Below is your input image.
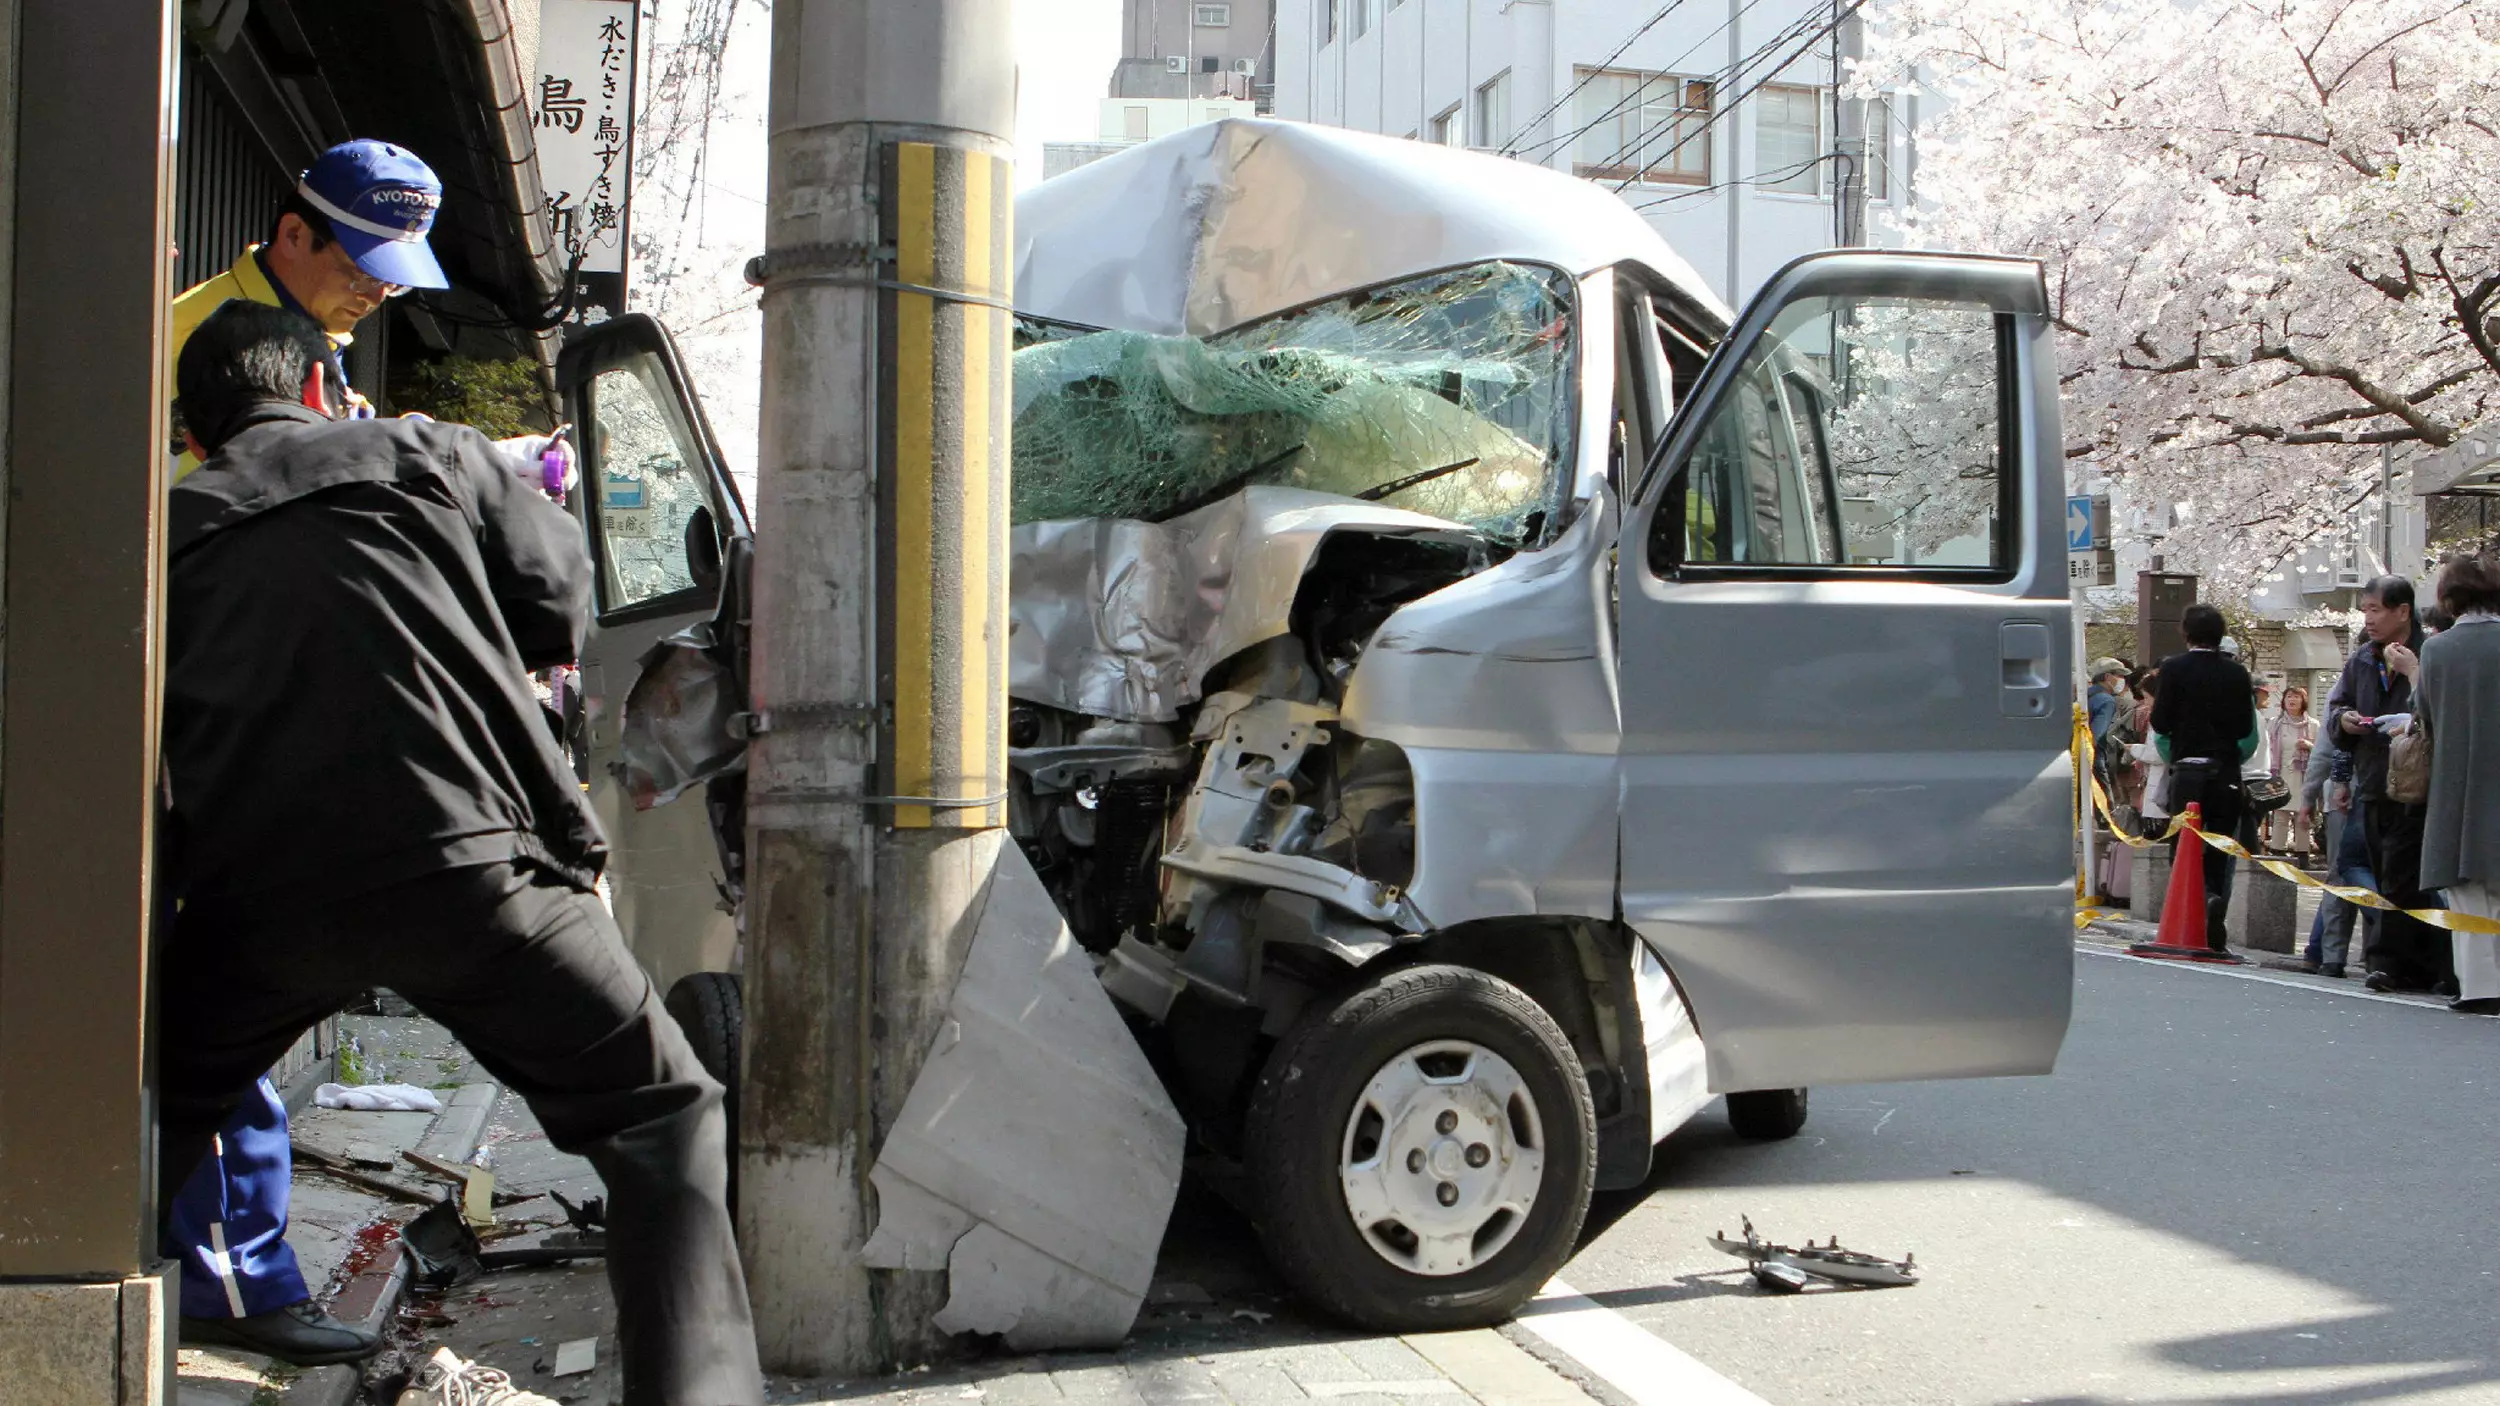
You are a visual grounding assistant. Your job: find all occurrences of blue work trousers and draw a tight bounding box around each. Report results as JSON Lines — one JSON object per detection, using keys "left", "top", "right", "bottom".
{"left": 164, "top": 1077, "right": 307, "bottom": 1319}
{"left": 2304, "top": 808, "right": 2378, "bottom": 970}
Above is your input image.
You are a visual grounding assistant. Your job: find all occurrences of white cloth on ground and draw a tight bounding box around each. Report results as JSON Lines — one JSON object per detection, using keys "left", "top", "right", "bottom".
{"left": 313, "top": 1081, "right": 443, "bottom": 1113}
{"left": 2450, "top": 882, "right": 2500, "bottom": 1002}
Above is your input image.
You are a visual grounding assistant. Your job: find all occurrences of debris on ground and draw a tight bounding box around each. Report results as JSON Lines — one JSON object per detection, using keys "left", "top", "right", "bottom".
{"left": 1708, "top": 1216, "right": 1920, "bottom": 1290}
{"left": 551, "top": 1337, "right": 598, "bottom": 1377}
{"left": 316, "top": 1080, "right": 445, "bottom": 1112}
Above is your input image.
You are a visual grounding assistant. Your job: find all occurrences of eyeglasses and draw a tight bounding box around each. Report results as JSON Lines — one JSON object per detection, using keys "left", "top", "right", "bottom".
{"left": 331, "top": 242, "right": 409, "bottom": 299}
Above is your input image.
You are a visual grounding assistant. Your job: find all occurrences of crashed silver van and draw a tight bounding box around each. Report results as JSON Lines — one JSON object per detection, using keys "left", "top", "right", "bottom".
{"left": 561, "top": 119, "right": 2076, "bottom": 1337}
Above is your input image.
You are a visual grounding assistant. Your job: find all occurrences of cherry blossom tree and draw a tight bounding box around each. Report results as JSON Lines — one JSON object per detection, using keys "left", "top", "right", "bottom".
{"left": 1857, "top": 0, "right": 2500, "bottom": 590}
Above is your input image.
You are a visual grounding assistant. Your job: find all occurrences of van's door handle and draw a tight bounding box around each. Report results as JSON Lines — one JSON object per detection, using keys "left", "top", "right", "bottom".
{"left": 2000, "top": 621, "right": 2052, "bottom": 718}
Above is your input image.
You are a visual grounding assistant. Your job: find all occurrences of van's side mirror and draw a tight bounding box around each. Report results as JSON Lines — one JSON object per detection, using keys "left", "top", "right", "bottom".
{"left": 686, "top": 504, "right": 722, "bottom": 596}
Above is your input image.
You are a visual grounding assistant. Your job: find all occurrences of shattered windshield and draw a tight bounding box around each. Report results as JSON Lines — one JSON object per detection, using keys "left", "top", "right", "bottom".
{"left": 1011, "top": 262, "right": 1577, "bottom": 543}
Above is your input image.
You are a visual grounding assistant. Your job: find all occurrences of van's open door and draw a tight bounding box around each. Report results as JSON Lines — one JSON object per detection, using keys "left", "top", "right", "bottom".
{"left": 556, "top": 313, "right": 753, "bottom": 998}
{"left": 1616, "top": 251, "right": 2074, "bottom": 1093}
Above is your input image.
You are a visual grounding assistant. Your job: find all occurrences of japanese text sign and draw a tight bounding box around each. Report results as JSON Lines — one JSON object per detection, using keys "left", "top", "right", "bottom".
{"left": 534, "top": 0, "right": 637, "bottom": 276}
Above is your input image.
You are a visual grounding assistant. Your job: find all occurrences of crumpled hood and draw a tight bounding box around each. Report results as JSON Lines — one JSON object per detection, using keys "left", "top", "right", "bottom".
{"left": 1008, "top": 485, "right": 1484, "bottom": 723}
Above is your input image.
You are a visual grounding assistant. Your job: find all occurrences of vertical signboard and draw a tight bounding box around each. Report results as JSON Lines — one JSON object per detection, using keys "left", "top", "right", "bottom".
{"left": 535, "top": 0, "right": 638, "bottom": 321}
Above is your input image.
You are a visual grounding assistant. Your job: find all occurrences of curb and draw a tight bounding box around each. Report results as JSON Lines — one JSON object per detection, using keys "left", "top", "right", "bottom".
{"left": 290, "top": 1081, "right": 500, "bottom": 1406}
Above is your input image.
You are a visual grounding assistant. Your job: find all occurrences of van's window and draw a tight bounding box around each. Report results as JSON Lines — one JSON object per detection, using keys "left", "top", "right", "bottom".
{"left": 1658, "top": 296, "right": 2006, "bottom": 573}
{"left": 589, "top": 360, "right": 714, "bottom": 611}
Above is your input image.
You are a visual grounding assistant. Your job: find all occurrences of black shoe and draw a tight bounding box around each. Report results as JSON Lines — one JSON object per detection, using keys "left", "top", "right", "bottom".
{"left": 2320, "top": 964, "right": 2346, "bottom": 979}
{"left": 2450, "top": 997, "right": 2500, "bottom": 1015}
{"left": 2364, "top": 970, "right": 2398, "bottom": 992}
{"left": 180, "top": 1300, "right": 380, "bottom": 1366}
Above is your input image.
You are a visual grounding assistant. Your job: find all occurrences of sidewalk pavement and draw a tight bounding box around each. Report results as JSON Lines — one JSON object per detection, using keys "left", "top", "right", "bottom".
{"left": 249, "top": 1020, "right": 1602, "bottom": 1406}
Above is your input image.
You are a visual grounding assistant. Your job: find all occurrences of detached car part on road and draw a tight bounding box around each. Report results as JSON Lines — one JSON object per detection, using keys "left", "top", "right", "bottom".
{"left": 560, "top": 119, "right": 2077, "bottom": 1343}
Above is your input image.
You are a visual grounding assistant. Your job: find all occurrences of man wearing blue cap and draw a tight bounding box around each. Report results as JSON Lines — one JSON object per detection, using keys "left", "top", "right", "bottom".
{"left": 160, "top": 138, "right": 450, "bottom": 1366}
{"left": 169, "top": 138, "right": 448, "bottom": 478}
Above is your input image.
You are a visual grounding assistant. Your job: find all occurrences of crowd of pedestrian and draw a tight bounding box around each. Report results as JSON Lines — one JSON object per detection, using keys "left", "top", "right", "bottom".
{"left": 2086, "top": 566, "right": 2500, "bottom": 1016}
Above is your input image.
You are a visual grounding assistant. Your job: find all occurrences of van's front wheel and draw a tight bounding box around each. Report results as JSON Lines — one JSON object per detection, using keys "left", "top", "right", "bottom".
{"left": 1246, "top": 965, "right": 1595, "bottom": 1332}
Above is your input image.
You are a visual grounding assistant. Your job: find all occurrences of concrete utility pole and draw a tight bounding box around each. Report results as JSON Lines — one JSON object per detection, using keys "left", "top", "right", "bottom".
{"left": 1832, "top": 0, "right": 1868, "bottom": 247}
{"left": 742, "top": 0, "right": 1015, "bottom": 1377}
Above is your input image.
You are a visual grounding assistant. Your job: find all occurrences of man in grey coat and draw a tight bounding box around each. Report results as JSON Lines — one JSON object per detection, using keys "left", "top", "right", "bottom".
{"left": 2417, "top": 556, "right": 2500, "bottom": 1014}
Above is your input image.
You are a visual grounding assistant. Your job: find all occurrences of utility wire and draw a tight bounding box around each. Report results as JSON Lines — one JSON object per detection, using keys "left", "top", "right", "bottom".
{"left": 1631, "top": 152, "right": 1842, "bottom": 208}
{"left": 1567, "top": 1, "right": 1826, "bottom": 179}
{"left": 1603, "top": 0, "right": 1863, "bottom": 195}
{"left": 1580, "top": 1, "right": 1827, "bottom": 182}
{"left": 1498, "top": 0, "right": 1695, "bottom": 157}
{"left": 1509, "top": 0, "right": 1773, "bottom": 162}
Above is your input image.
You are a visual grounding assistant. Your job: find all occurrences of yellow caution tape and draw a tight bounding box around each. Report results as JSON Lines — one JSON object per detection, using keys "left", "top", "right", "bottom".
{"left": 2070, "top": 708, "right": 2500, "bottom": 937}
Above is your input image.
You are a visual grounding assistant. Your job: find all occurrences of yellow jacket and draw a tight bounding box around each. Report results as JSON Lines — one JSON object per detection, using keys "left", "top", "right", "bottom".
{"left": 167, "top": 246, "right": 361, "bottom": 481}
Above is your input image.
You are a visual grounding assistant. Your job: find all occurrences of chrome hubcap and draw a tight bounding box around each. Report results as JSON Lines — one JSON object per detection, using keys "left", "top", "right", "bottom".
{"left": 1338, "top": 1039, "right": 1544, "bottom": 1276}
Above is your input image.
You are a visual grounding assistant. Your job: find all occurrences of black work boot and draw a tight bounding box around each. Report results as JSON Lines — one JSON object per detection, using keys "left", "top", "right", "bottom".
{"left": 180, "top": 1299, "right": 381, "bottom": 1365}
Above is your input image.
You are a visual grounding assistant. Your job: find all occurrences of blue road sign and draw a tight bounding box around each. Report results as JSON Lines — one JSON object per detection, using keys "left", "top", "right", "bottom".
{"left": 2066, "top": 496, "right": 2095, "bottom": 552}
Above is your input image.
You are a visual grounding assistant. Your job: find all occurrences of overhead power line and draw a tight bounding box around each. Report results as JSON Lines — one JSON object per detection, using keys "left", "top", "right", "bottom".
{"left": 1602, "top": 0, "right": 1865, "bottom": 196}
{"left": 1498, "top": 0, "right": 1695, "bottom": 158}
{"left": 1509, "top": 0, "right": 1773, "bottom": 163}
{"left": 1576, "top": 1, "right": 1826, "bottom": 181}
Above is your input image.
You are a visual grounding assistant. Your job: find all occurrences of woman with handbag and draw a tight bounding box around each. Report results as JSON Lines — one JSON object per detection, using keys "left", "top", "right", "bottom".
{"left": 2264, "top": 687, "right": 2319, "bottom": 853}
{"left": 2414, "top": 556, "right": 2500, "bottom": 1014}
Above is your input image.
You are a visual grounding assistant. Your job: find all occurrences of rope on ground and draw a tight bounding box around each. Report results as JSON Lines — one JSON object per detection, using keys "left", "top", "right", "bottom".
{"left": 2069, "top": 710, "right": 2500, "bottom": 937}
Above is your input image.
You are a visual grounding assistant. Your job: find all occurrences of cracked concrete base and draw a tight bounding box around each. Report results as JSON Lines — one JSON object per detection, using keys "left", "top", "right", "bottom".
{"left": 861, "top": 845, "right": 1186, "bottom": 1350}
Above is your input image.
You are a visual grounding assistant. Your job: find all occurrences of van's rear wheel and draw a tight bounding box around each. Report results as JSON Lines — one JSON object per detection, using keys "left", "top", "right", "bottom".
{"left": 1725, "top": 1088, "right": 1808, "bottom": 1140}
{"left": 664, "top": 972, "right": 743, "bottom": 1211}
{"left": 1246, "top": 965, "right": 1595, "bottom": 1332}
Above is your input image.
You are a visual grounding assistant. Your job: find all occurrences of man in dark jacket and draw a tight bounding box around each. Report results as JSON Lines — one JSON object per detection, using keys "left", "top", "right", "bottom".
{"left": 2150, "top": 603, "right": 2259, "bottom": 947}
{"left": 2326, "top": 575, "right": 2450, "bottom": 994}
{"left": 159, "top": 302, "right": 760, "bottom": 1405}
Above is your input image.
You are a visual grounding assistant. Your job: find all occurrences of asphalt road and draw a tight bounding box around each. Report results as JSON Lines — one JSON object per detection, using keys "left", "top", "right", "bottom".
{"left": 1551, "top": 950, "right": 2500, "bottom": 1406}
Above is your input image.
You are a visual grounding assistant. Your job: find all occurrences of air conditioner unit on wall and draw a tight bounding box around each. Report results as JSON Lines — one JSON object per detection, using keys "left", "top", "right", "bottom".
{"left": 1164, "top": 54, "right": 1188, "bottom": 73}
{"left": 1233, "top": 58, "right": 1258, "bottom": 75}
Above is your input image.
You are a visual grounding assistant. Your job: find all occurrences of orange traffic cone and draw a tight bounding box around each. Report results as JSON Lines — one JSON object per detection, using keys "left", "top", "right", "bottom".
{"left": 2130, "top": 803, "right": 2242, "bottom": 963}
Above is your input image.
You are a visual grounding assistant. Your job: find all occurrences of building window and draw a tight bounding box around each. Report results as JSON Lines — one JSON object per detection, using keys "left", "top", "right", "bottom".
{"left": 1321, "top": 0, "right": 1335, "bottom": 45}
{"left": 1122, "top": 105, "right": 1150, "bottom": 141}
{"left": 1572, "top": 70, "right": 1710, "bottom": 185}
{"left": 1431, "top": 104, "right": 1462, "bottom": 146}
{"left": 1865, "top": 94, "right": 1893, "bottom": 203}
{"left": 1350, "top": 0, "right": 1371, "bottom": 40}
{"left": 1756, "top": 84, "right": 1823, "bottom": 196}
{"left": 1196, "top": 2, "right": 1231, "bottom": 24}
{"left": 1471, "top": 70, "right": 1510, "bottom": 148}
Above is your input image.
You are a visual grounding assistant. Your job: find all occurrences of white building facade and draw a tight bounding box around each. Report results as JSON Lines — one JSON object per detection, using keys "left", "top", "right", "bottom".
{"left": 1272, "top": 0, "right": 1917, "bottom": 307}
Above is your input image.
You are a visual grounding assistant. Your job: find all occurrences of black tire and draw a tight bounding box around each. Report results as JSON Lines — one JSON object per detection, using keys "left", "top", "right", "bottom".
{"left": 1245, "top": 964, "right": 1596, "bottom": 1333}
{"left": 1725, "top": 1087, "right": 1808, "bottom": 1140}
{"left": 664, "top": 972, "right": 743, "bottom": 1211}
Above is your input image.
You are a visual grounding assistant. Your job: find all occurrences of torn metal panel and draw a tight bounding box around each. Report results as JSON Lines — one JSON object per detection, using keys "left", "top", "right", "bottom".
{"left": 1014, "top": 118, "right": 1731, "bottom": 338}
{"left": 1339, "top": 485, "right": 1624, "bottom": 927}
{"left": 617, "top": 627, "right": 745, "bottom": 810}
{"left": 1007, "top": 485, "right": 1478, "bottom": 723}
{"left": 860, "top": 844, "right": 1186, "bottom": 1349}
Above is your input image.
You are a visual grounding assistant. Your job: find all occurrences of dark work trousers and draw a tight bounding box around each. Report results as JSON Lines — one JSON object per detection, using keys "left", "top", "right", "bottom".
{"left": 157, "top": 861, "right": 762, "bottom": 1406}
{"left": 2364, "top": 799, "right": 2453, "bottom": 991}
{"left": 2171, "top": 766, "right": 2245, "bottom": 949}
